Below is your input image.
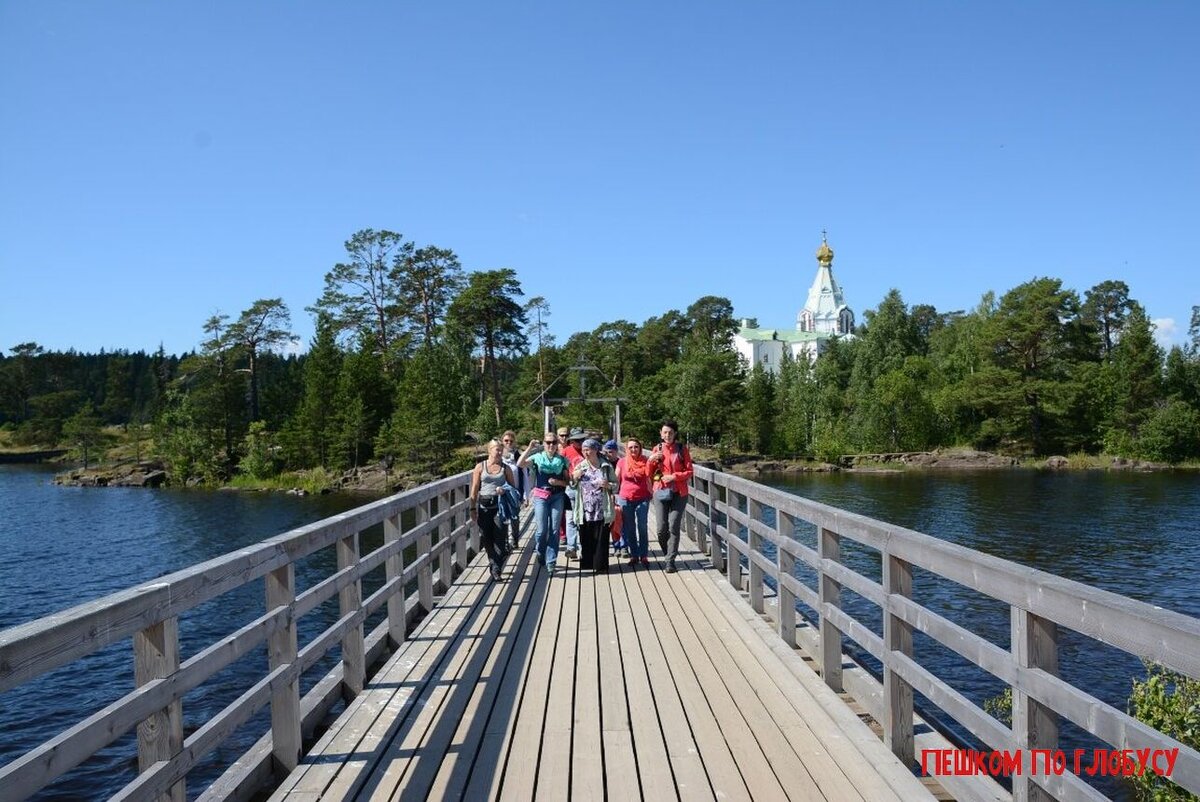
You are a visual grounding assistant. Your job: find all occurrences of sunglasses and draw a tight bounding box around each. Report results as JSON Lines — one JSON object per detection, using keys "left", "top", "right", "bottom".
{"left": 543, "top": 440, "right": 558, "bottom": 445}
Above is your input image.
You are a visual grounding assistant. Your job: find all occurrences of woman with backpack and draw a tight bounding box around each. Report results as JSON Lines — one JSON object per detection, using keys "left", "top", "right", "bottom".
{"left": 646, "top": 419, "right": 693, "bottom": 573}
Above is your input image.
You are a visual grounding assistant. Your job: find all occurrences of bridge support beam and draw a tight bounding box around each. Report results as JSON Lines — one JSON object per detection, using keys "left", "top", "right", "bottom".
{"left": 776, "top": 511, "right": 797, "bottom": 647}
{"left": 134, "top": 617, "right": 185, "bottom": 802}
{"left": 265, "top": 565, "right": 301, "bottom": 773}
{"left": 883, "top": 552, "right": 915, "bottom": 766}
{"left": 384, "top": 511, "right": 406, "bottom": 648}
{"left": 818, "top": 527, "right": 843, "bottom": 692}
{"left": 1012, "top": 609, "right": 1059, "bottom": 802}
{"left": 337, "top": 531, "right": 365, "bottom": 698}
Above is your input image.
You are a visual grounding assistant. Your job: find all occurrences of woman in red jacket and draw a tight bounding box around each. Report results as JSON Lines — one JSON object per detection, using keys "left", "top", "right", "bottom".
{"left": 616, "top": 436, "right": 652, "bottom": 567}
{"left": 646, "top": 419, "right": 693, "bottom": 573}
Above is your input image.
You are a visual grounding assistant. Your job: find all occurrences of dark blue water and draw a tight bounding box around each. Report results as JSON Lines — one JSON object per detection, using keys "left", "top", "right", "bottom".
{"left": 3, "top": 465, "right": 1197, "bottom": 800}
{"left": 752, "top": 469, "right": 1200, "bottom": 801}
{"left": 0, "top": 464, "right": 372, "bottom": 801}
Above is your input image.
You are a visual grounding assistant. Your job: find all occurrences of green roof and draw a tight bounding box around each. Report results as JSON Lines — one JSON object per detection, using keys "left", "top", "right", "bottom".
{"left": 736, "top": 327, "right": 828, "bottom": 343}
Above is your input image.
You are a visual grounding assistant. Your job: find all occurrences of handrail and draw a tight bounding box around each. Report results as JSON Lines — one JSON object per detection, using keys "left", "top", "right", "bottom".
{"left": 685, "top": 464, "right": 1200, "bottom": 802}
{"left": 0, "top": 471, "right": 475, "bottom": 801}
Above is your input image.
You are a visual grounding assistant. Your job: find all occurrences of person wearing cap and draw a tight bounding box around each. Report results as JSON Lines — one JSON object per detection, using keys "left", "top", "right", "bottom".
{"left": 560, "top": 427, "right": 587, "bottom": 560}
{"left": 571, "top": 438, "right": 616, "bottom": 572}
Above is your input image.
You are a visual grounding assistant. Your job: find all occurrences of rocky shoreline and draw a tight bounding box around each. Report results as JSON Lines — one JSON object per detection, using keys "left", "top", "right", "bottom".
{"left": 722, "top": 447, "right": 1174, "bottom": 476}
{"left": 52, "top": 460, "right": 434, "bottom": 496}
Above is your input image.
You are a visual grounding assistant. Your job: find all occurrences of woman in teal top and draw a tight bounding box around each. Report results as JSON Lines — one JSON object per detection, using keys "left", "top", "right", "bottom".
{"left": 518, "top": 433, "right": 570, "bottom": 576}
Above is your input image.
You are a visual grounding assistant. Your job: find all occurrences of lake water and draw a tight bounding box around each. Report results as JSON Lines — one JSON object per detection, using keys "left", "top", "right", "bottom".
{"left": 2, "top": 464, "right": 1197, "bottom": 800}
{"left": 756, "top": 468, "right": 1200, "bottom": 801}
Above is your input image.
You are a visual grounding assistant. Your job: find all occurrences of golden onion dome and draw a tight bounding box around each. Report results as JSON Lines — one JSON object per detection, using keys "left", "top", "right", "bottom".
{"left": 816, "top": 235, "right": 834, "bottom": 266}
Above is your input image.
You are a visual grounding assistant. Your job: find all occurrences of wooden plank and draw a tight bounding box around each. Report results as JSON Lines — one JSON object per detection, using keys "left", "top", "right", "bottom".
{"left": 673, "top": 550, "right": 906, "bottom": 802}
{"left": 643, "top": 559, "right": 809, "bottom": 801}
{"left": 571, "top": 563, "right": 604, "bottom": 802}
{"left": 609, "top": 561, "right": 689, "bottom": 802}
{"left": 337, "top": 532, "right": 366, "bottom": 698}
{"left": 354, "top": 553, "right": 514, "bottom": 799}
{"left": 534, "top": 558, "right": 581, "bottom": 801}
{"left": 491, "top": 556, "right": 566, "bottom": 801}
{"left": 133, "top": 616, "right": 185, "bottom": 802}
{"left": 384, "top": 512, "right": 406, "bottom": 647}
{"left": 593, "top": 569, "right": 641, "bottom": 802}
{"left": 1011, "top": 607, "right": 1058, "bottom": 802}
{"left": 685, "top": 551, "right": 935, "bottom": 802}
{"left": 265, "top": 564, "right": 301, "bottom": 773}
{"left": 693, "top": 466, "right": 1200, "bottom": 677}
{"left": 0, "top": 473, "right": 472, "bottom": 693}
{"left": 883, "top": 552, "right": 914, "bottom": 766}
{"left": 426, "top": 538, "right": 545, "bottom": 799}
{"left": 626, "top": 554, "right": 748, "bottom": 801}
{"left": 271, "top": 558, "right": 491, "bottom": 800}
{"left": 818, "top": 526, "right": 843, "bottom": 692}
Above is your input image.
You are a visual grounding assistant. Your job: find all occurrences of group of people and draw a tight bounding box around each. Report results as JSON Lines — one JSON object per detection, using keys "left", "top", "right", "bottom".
{"left": 469, "top": 419, "right": 694, "bottom": 581}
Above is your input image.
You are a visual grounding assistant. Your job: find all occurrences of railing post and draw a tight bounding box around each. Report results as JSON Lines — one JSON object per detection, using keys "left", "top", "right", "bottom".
{"left": 468, "top": 485, "right": 481, "bottom": 558}
{"left": 818, "top": 526, "right": 843, "bottom": 691}
{"left": 384, "top": 511, "right": 406, "bottom": 648}
{"left": 337, "top": 531, "right": 365, "bottom": 698}
{"left": 727, "top": 490, "right": 745, "bottom": 591}
{"left": 453, "top": 487, "right": 469, "bottom": 573}
{"left": 748, "top": 497, "right": 765, "bottom": 614}
{"left": 417, "top": 497, "right": 435, "bottom": 614}
{"left": 709, "top": 481, "right": 725, "bottom": 573}
{"left": 134, "top": 617, "right": 184, "bottom": 802}
{"left": 1012, "top": 608, "right": 1059, "bottom": 802}
{"left": 437, "top": 490, "right": 453, "bottom": 591}
{"left": 776, "top": 511, "right": 797, "bottom": 647}
{"left": 265, "top": 564, "right": 301, "bottom": 772}
{"left": 883, "top": 551, "right": 915, "bottom": 766}
{"left": 694, "top": 477, "right": 708, "bottom": 553}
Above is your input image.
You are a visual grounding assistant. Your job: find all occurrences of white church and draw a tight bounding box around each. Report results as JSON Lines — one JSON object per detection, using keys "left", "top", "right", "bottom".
{"left": 733, "top": 234, "right": 855, "bottom": 373}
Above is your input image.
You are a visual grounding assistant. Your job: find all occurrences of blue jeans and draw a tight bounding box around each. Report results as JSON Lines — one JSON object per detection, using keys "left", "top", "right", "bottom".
{"left": 620, "top": 497, "right": 650, "bottom": 558}
{"left": 534, "top": 493, "right": 565, "bottom": 569}
{"left": 564, "top": 486, "right": 579, "bottom": 550}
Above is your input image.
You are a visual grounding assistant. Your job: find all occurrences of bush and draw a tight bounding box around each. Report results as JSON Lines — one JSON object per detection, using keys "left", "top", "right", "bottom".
{"left": 1128, "top": 662, "right": 1200, "bottom": 801}
{"left": 1137, "top": 401, "right": 1200, "bottom": 464}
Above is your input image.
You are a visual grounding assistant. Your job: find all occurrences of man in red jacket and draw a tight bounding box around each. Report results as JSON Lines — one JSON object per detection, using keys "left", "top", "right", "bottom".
{"left": 646, "top": 419, "right": 693, "bottom": 573}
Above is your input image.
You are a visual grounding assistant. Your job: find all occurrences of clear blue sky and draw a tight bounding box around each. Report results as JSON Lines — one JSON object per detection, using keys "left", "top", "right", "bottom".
{"left": 2, "top": 2, "right": 1197, "bottom": 356}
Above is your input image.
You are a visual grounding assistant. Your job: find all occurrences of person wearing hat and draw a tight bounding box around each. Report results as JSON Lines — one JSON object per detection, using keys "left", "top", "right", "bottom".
{"left": 560, "top": 427, "right": 587, "bottom": 559}
{"left": 571, "top": 438, "right": 617, "bottom": 572}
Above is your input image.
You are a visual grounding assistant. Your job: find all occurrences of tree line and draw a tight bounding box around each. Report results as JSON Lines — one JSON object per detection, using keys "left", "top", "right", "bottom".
{"left": 3, "top": 230, "right": 1199, "bottom": 481}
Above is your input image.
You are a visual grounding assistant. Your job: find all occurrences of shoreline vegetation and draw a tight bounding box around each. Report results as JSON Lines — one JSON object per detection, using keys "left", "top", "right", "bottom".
{"left": 3, "top": 230, "right": 1200, "bottom": 497}
{"left": 30, "top": 442, "right": 1197, "bottom": 495}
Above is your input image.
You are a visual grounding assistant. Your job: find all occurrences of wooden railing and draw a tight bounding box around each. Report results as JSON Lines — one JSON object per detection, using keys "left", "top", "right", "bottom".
{"left": 684, "top": 464, "right": 1200, "bottom": 802}
{"left": 0, "top": 471, "right": 474, "bottom": 802}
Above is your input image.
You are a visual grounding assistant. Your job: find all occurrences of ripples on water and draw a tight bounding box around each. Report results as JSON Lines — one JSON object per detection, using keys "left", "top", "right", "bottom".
{"left": 3, "top": 466, "right": 1197, "bottom": 800}
{"left": 754, "top": 469, "right": 1200, "bottom": 801}
{"left": 0, "top": 465, "right": 369, "bottom": 800}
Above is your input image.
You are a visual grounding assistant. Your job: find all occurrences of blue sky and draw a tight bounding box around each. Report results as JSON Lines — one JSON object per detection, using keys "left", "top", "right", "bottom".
{"left": 2, "top": 2, "right": 1197, "bottom": 356}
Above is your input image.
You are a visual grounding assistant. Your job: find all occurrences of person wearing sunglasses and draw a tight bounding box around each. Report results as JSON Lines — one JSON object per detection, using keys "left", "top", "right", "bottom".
{"left": 518, "top": 433, "right": 570, "bottom": 576}
{"left": 499, "top": 430, "right": 525, "bottom": 550}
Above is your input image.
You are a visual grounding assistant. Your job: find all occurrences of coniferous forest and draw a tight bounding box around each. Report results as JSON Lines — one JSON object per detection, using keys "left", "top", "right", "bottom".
{"left": 3, "top": 229, "right": 1200, "bottom": 483}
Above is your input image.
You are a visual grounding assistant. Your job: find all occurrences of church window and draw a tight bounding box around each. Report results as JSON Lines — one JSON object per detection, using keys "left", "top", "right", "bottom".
{"left": 838, "top": 308, "right": 855, "bottom": 335}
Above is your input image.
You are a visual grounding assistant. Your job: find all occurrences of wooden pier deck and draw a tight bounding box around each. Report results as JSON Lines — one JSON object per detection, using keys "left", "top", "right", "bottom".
{"left": 6, "top": 466, "right": 1198, "bottom": 801}
{"left": 268, "top": 513, "right": 932, "bottom": 801}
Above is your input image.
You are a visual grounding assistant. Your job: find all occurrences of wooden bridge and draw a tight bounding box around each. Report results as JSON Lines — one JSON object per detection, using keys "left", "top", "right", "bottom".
{"left": 2, "top": 466, "right": 1198, "bottom": 801}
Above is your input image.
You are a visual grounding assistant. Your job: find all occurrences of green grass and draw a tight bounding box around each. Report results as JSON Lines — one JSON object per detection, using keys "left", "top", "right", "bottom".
{"left": 225, "top": 467, "right": 338, "bottom": 494}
